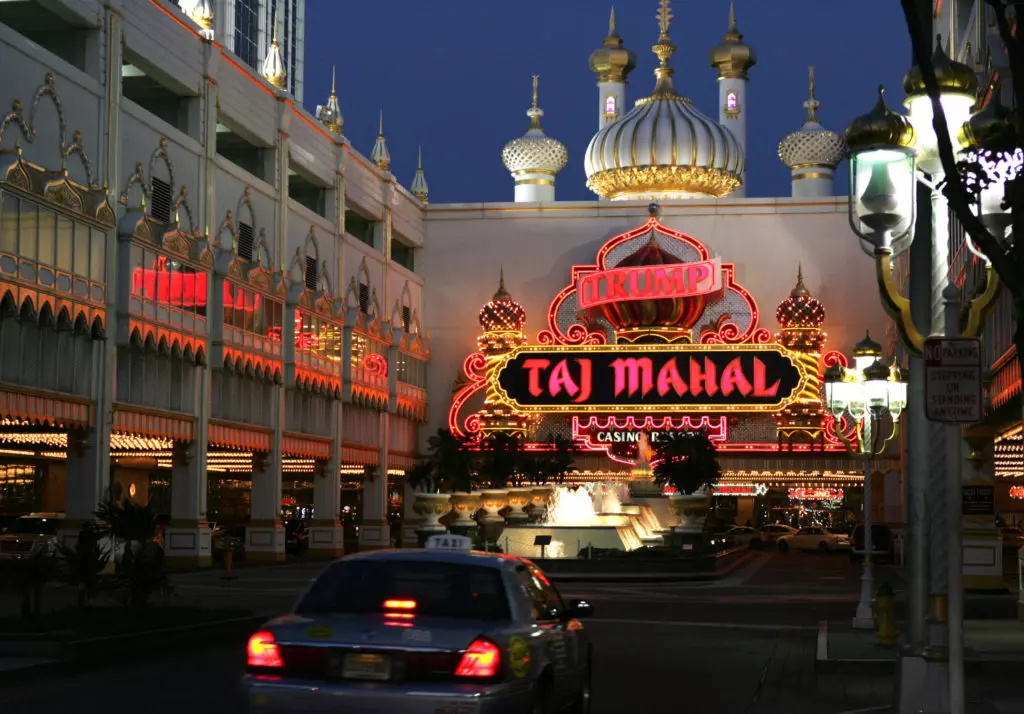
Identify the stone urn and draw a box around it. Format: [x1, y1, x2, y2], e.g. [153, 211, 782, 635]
[449, 492, 482, 530]
[477, 489, 509, 524]
[413, 492, 451, 536]
[669, 491, 713, 533]
[505, 487, 533, 523]
[529, 486, 553, 522]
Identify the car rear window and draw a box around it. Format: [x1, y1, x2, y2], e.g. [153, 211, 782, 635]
[296, 559, 511, 621]
[8, 518, 59, 535]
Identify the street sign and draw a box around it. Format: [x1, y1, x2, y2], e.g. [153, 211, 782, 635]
[962, 485, 995, 516]
[924, 337, 982, 423]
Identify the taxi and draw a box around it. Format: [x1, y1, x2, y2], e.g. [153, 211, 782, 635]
[241, 534, 594, 714]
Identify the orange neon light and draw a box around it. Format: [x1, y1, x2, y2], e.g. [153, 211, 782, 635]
[220, 52, 276, 98]
[383, 599, 417, 610]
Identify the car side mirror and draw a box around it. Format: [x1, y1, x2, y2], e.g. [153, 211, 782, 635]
[567, 599, 593, 619]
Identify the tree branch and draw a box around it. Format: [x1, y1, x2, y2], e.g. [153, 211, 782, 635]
[985, 0, 1024, 96]
[900, 0, 1022, 294]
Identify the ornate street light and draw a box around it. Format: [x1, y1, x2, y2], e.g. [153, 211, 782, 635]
[824, 344, 907, 630]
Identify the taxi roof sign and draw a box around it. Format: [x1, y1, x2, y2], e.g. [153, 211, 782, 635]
[425, 534, 473, 552]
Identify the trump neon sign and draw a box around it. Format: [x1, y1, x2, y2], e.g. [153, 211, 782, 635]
[576, 259, 723, 310]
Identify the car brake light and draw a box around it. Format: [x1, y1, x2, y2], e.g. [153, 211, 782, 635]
[384, 599, 417, 610]
[247, 630, 283, 668]
[455, 637, 501, 678]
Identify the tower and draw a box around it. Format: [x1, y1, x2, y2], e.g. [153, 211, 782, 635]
[501, 76, 569, 203]
[775, 266, 828, 447]
[778, 67, 846, 197]
[709, 2, 756, 197]
[588, 8, 637, 131]
[477, 270, 530, 437]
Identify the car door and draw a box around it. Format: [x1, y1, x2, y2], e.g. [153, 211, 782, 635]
[515, 565, 577, 709]
[793, 528, 815, 550]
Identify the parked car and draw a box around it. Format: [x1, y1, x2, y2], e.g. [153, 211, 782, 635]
[0, 512, 63, 560]
[777, 526, 851, 553]
[758, 523, 797, 546]
[1000, 526, 1024, 551]
[724, 526, 764, 550]
[850, 524, 894, 563]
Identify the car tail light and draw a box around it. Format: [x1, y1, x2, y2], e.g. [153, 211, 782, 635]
[247, 630, 283, 668]
[384, 599, 417, 610]
[455, 637, 501, 678]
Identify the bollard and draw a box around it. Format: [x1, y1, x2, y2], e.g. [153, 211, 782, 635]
[873, 582, 899, 645]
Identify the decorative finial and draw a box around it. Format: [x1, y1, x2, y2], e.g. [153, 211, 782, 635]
[410, 144, 428, 202]
[808, 66, 815, 100]
[651, 0, 677, 96]
[272, 8, 279, 43]
[261, 9, 287, 89]
[802, 65, 820, 122]
[331, 65, 336, 94]
[526, 75, 545, 131]
[371, 109, 390, 170]
[378, 108, 384, 135]
[790, 264, 809, 297]
[609, 6, 617, 34]
[728, 1, 736, 31]
[657, 0, 672, 40]
[648, 201, 661, 218]
[532, 74, 539, 110]
[316, 65, 343, 133]
[493, 266, 510, 299]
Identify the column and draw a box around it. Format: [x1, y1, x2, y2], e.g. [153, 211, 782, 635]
[309, 399, 344, 556]
[401, 477, 422, 547]
[597, 80, 625, 130]
[61, 427, 108, 548]
[165, 437, 212, 567]
[358, 412, 391, 549]
[248, 442, 285, 561]
[961, 429, 1004, 590]
[719, 76, 747, 197]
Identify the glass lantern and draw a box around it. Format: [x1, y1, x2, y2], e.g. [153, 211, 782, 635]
[849, 147, 917, 257]
[823, 365, 848, 416]
[846, 377, 868, 420]
[863, 361, 891, 411]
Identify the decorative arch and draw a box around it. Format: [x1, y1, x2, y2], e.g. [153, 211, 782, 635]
[148, 138, 175, 194]
[215, 210, 236, 251]
[120, 162, 150, 209]
[64, 130, 94, 188]
[253, 229, 272, 266]
[235, 187, 256, 231]
[319, 266, 333, 297]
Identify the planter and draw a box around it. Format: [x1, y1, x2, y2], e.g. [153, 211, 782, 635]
[506, 487, 533, 522]
[449, 492, 482, 529]
[670, 492, 713, 534]
[477, 489, 509, 523]
[413, 492, 452, 535]
[529, 486, 553, 521]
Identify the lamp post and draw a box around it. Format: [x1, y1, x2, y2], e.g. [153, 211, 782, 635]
[825, 338, 907, 629]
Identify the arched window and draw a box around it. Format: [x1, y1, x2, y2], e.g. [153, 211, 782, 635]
[726, 91, 738, 112]
[303, 231, 319, 291]
[605, 95, 616, 117]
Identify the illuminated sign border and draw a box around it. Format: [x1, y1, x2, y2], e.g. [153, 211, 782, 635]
[713, 483, 768, 497]
[576, 258, 723, 311]
[488, 343, 811, 415]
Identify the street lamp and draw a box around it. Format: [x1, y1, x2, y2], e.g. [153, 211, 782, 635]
[824, 339, 908, 629]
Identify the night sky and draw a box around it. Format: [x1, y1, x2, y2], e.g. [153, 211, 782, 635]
[302, 1, 911, 204]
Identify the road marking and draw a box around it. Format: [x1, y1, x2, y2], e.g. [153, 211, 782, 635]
[588, 617, 816, 631]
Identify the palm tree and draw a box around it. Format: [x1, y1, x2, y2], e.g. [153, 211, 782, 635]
[477, 432, 522, 489]
[423, 428, 479, 493]
[57, 521, 110, 609]
[94, 497, 169, 607]
[546, 433, 577, 484]
[652, 430, 722, 496]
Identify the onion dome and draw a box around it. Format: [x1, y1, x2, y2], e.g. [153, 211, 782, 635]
[589, 8, 637, 83]
[501, 76, 569, 179]
[853, 331, 882, 359]
[262, 12, 287, 89]
[863, 359, 891, 382]
[410, 146, 429, 203]
[845, 86, 916, 153]
[959, 82, 1019, 151]
[904, 34, 978, 102]
[479, 268, 527, 333]
[708, 2, 756, 80]
[315, 66, 343, 135]
[371, 110, 390, 171]
[778, 67, 846, 171]
[180, 0, 213, 34]
[776, 265, 825, 329]
[585, 0, 743, 200]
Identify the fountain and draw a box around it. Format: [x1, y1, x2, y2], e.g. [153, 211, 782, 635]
[497, 483, 670, 558]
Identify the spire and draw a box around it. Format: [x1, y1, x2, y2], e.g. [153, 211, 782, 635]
[527, 75, 545, 131]
[728, 1, 736, 31]
[651, 0, 677, 97]
[494, 266, 510, 299]
[315, 65, 344, 134]
[609, 7, 617, 36]
[262, 10, 287, 89]
[791, 264, 810, 297]
[709, 1, 756, 79]
[803, 66, 820, 122]
[410, 145, 429, 203]
[371, 109, 390, 171]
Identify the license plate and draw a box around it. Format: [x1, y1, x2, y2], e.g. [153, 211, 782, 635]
[338, 652, 392, 681]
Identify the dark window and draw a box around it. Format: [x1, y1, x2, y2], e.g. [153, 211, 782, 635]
[344, 210, 377, 248]
[295, 560, 511, 621]
[237, 223, 254, 261]
[358, 283, 370, 314]
[401, 306, 411, 332]
[391, 239, 415, 271]
[234, 0, 260, 69]
[304, 255, 317, 291]
[151, 177, 172, 224]
[515, 565, 563, 620]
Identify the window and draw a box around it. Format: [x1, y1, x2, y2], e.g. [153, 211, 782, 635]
[726, 92, 738, 112]
[151, 177, 172, 224]
[237, 223, 254, 261]
[402, 306, 411, 333]
[304, 255, 317, 291]
[345, 210, 377, 248]
[515, 565, 563, 620]
[233, 0, 260, 69]
[605, 95, 616, 116]
[1, 193, 17, 253]
[358, 283, 370, 314]
[295, 560, 511, 621]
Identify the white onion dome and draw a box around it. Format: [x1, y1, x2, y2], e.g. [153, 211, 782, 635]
[584, 0, 743, 200]
[262, 12, 286, 89]
[501, 76, 568, 179]
[410, 146, 429, 203]
[778, 67, 846, 170]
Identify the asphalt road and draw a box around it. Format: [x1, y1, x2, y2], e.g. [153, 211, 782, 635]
[0, 551, 1019, 714]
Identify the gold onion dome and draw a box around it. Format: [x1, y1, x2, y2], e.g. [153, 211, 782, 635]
[845, 86, 915, 153]
[863, 359, 891, 382]
[262, 11, 287, 89]
[315, 66, 343, 134]
[778, 67, 846, 170]
[584, 0, 743, 200]
[776, 265, 825, 329]
[589, 8, 637, 83]
[708, 2, 756, 79]
[479, 269, 527, 333]
[853, 331, 882, 358]
[501, 76, 569, 178]
[903, 34, 978, 101]
[959, 82, 1019, 151]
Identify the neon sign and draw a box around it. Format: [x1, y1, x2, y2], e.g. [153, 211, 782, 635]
[576, 259, 722, 311]
[789, 488, 844, 501]
[713, 483, 768, 497]
[1010, 486, 1024, 500]
[492, 344, 807, 413]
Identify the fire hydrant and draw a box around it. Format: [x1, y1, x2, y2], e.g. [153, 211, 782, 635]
[873, 582, 899, 645]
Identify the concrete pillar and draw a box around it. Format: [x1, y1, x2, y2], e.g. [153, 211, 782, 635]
[359, 413, 391, 549]
[309, 399, 344, 556]
[60, 427, 107, 547]
[401, 478, 422, 547]
[248, 445, 285, 561]
[165, 438, 212, 567]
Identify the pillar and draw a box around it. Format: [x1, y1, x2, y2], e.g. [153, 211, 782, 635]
[598, 80, 625, 130]
[402, 478, 422, 547]
[513, 174, 555, 203]
[719, 76, 748, 197]
[358, 413, 391, 549]
[165, 438, 212, 567]
[247, 445, 285, 561]
[61, 428, 108, 548]
[309, 400, 344, 557]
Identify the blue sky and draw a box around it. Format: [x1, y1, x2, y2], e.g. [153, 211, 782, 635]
[302, 0, 911, 203]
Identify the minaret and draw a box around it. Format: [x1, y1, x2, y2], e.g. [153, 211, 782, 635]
[410, 146, 429, 203]
[262, 10, 287, 90]
[775, 266, 828, 447]
[315, 66, 343, 135]
[588, 7, 637, 131]
[371, 110, 390, 171]
[477, 269, 530, 437]
[709, 2, 756, 197]
[500, 76, 568, 202]
[778, 67, 846, 197]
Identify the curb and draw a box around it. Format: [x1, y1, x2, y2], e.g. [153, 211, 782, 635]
[547, 549, 758, 583]
[0, 614, 267, 683]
